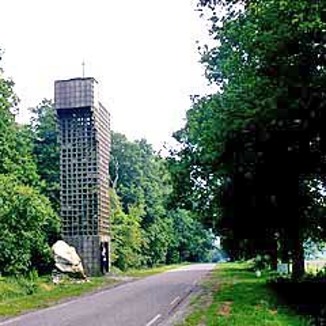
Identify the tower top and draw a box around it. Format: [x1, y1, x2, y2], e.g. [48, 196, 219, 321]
[54, 77, 99, 110]
[55, 77, 98, 84]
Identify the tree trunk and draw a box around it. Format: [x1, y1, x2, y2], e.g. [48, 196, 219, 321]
[291, 226, 305, 279]
[270, 239, 278, 271]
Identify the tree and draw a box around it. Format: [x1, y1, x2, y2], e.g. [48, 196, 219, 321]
[110, 132, 171, 226]
[174, 0, 326, 278]
[12, 125, 42, 188]
[110, 132, 174, 265]
[167, 209, 214, 263]
[0, 54, 41, 189]
[30, 99, 60, 212]
[142, 216, 174, 266]
[0, 53, 60, 275]
[0, 53, 18, 176]
[0, 174, 60, 275]
[110, 189, 144, 270]
[110, 132, 214, 268]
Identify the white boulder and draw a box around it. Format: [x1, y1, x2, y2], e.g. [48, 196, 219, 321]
[52, 240, 87, 278]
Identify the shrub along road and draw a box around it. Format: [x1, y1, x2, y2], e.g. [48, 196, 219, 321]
[0, 264, 215, 326]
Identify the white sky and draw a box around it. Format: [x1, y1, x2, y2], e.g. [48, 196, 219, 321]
[0, 0, 213, 150]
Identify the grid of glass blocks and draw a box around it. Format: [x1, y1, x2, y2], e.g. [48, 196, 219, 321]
[55, 77, 110, 275]
[55, 77, 110, 236]
[58, 108, 100, 237]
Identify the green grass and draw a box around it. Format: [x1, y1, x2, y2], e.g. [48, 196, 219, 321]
[0, 263, 187, 317]
[178, 262, 310, 326]
[0, 275, 118, 317]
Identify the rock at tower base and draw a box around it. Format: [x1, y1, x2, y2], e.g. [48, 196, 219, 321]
[52, 240, 87, 279]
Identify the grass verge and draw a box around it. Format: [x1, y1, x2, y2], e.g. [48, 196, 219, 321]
[0, 275, 119, 317]
[178, 262, 310, 326]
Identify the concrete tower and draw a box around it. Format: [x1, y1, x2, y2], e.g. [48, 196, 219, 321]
[55, 77, 110, 275]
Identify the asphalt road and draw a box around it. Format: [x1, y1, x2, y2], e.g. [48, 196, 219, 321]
[0, 264, 215, 326]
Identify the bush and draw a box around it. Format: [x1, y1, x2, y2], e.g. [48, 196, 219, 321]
[269, 274, 326, 322]
[0, 174, 60, 275]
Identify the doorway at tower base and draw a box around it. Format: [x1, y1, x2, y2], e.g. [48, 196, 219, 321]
[63, 235, 110, 276]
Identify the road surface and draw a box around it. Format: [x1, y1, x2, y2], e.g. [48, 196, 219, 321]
[0, 264, 215, 326]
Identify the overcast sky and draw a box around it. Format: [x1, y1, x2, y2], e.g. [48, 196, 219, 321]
[0, 0, 213, 150]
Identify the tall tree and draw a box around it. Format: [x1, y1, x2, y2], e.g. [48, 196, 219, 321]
[110, 189, 144, 270]
[0, 54, 60, 275]
[0, 53, 18, 176]
[110, 132, 214, 267]
[110, 132, 174, 265]
[175, 0, 326, 277]
[110, 132, 171, 226]
[167, 209, 214, 263]
[30, 99, 60, 212]
[0, 52, 41, 188]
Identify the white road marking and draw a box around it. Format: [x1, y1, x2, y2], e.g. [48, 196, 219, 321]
[146, 314, 161, 326]
[170, 296, 180, 306]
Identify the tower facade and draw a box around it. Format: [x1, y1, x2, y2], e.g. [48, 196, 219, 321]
[55, 78, 110, 275]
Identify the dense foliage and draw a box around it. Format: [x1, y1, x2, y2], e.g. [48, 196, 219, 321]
[110, 133, 171, 226]
[110, 132, 214, 270]
[172, 0, 326, 278]
[0, 175, 60, 275]
[0, 56, 60, 275]
[30, 99, 60, 213]
[110, 189, 144, 270]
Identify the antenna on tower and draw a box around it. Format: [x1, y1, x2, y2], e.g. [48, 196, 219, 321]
[82, 60, 85, 78]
